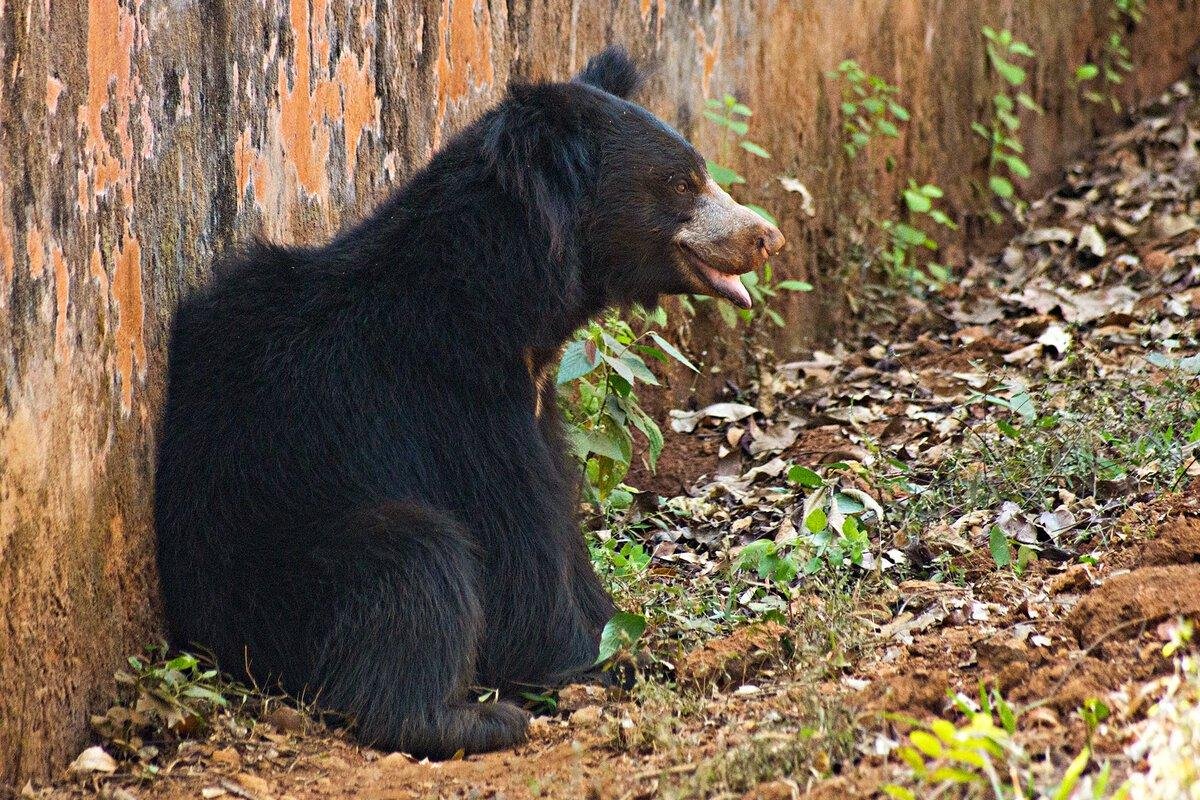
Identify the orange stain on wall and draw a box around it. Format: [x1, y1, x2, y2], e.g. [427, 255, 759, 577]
[640, 0, 666, 37]
[79, 0, 137, 212]
[26, 223, 46, 279]
[434, 0, 495, 146]
[695, 19, 723, 99]
[239, 0, 379, 214]
[277, 0, 332, 199]
[112, 230, 144, 414]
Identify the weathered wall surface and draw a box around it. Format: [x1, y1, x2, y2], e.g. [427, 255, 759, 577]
[0, 0, 1197, 785]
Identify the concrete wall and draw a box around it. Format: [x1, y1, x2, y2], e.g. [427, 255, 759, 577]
[1, 0, 1197, 784]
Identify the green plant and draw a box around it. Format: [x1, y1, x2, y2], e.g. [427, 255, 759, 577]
[884, 688, 1125, 799]
[878, 180, 960, 289]
[786, 462, 883, 578]
[91, 645, 248, 772]
[829, 59, 910, 162]
[702, 93, 812, 331]
[1076, 0, 1146, 112]
[892, 369, 1200, 565]
[974, 27, 1043, 223]
[828, 63, 957, 291]
[557, 311, 697, 508]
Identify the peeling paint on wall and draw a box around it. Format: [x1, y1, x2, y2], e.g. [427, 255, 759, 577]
[695, 14, 723, 100]
[234, 0, 380, 228]
[79, 0, 138, 212]
[434, 0, 495, 147]
[45, 74, 62, 115]
[26, 223, 45, 279]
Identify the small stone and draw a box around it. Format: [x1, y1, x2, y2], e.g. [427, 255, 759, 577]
[975, 636, 1029, 674]
[378, 751, 415, 769]
[68, 746, 117, 776]
[201, 789, 227, 799]
[569, 705, 602, 727]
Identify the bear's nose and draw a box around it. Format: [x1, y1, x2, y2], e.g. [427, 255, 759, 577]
[754, 222, 785, 264]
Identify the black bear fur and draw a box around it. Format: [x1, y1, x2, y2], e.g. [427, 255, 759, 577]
[155, 46, 780, 758]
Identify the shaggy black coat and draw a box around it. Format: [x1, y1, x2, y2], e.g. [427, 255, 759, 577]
[155, 47, 774, 758]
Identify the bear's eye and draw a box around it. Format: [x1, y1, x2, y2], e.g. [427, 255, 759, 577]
[674, 180, 690, 195]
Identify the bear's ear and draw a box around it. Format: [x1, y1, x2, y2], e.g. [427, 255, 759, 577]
[574, 45, 644, 99]
[484, 83, 595, 262]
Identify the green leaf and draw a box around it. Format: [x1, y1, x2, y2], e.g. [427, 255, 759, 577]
[787, 465, 824, 488]
[988, 525, 1012, 568]
[910, 730, 943, 758]
[628, 404, 665, 467]
[703, 109, 734, 129]
[706, 160, 745, 188]
[599, 351, 635, 384]
[740, 140, 771, 159]
[903, 188, 933, 213]
[726, 119, 749, 136]
[988, 175, 1015, 198]
[1016, 92, 1043, 113]
[731, 102, 753, 117]
[776, 280, 813, 292]
[805, 507, 828, 534]
[570, 421, 631, 463]
[557, 340, 600, 384]
[876, 119, 900, 138]
[1052, 749, 1091, 800]
[895, 223, 930, 246]
[165, 654, 199, 672]
[1009, 41, 1036, 58]
[993, 57, 1027, 86]
[618, 352, 659, 385]
[744, 204, 778, 226]
[182, 685, 229, 707]
[1003, 154, 1032, 179]
[594, 611, 647, 665]
[647, 331, 698, 373]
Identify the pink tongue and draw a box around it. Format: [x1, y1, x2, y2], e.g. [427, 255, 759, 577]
[701, 264, 752, 309]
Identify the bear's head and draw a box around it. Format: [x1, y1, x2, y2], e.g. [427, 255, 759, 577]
[484, 47, 784, 313]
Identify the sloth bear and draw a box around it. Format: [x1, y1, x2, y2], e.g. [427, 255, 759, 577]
[155, 47, 783, 758]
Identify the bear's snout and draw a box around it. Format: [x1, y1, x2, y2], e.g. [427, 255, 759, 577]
[674, 177, 786, 309]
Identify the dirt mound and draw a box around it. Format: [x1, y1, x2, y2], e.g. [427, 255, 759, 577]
[1068, 563, 1200, 645]
[1130, 514, 1200, 567]
[676, 622, 789, 689]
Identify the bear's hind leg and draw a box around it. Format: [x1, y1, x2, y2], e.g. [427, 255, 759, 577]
[305, 502, 528, 758]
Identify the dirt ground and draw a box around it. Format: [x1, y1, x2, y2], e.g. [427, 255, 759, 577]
[32, 66, 1200, 800]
